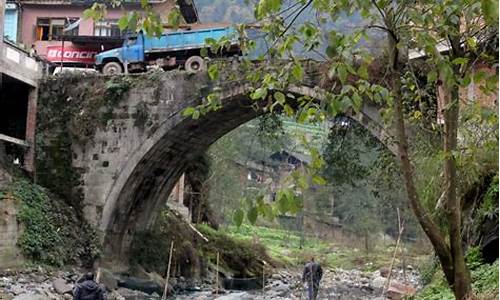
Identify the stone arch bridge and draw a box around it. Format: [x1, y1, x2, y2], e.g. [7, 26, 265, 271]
[35, 62, 393, 264]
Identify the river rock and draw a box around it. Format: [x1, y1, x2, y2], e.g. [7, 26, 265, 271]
[215, 292, 253, 300]
[267, 282, 290, 297]
[379, 267, 390, 278]
[11, 285, 26, 295]
[116, 287, 154, 300]
[52, 279, 72, 295]
[386, 281, 417, 299]
[13, 295, 50, 300]
[371, 275, 386, 289]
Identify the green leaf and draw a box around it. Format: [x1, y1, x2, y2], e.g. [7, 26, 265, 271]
[273, 91, 286, 104]
[481, 0, 499, 26]
[192, 110, 200, 120]
[200, 48, 208, 58]
[262, 203, 275, 221]
[167, 7, 181, 29]
[351, 93, 362, 112]
[233, 209, 244, 227]
[208, 64, 219, 80]
[250, 87, 267, 100]
[326, 46, 337, 58]
[118, 15, 129, 31]
[337, 64, 348, 84]
[182, 107, 196, 117]
[276, 190, 289, 214]
[357, 65, 369, 80]
[284, 104, 294, 117]
[291, 64, 304, 81]
[427, 70, 438, 83]
[328, 98, 341, 116]
[288, 195, 303, 214]
[247, 206, 258, 225]
[452, 57, 469, 66]
[297, 174, 309, 190]
[312, 174, 327, 185]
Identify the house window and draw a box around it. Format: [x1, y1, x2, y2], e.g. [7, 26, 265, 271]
[94, 20, 121, 37]
[36, 18, 79, 41]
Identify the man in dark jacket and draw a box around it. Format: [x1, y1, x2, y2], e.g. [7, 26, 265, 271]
[73, 273, 107, 300]
[302, 257, 323, 300]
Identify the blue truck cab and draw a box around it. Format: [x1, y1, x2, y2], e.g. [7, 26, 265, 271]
[95, 26, 240, 74]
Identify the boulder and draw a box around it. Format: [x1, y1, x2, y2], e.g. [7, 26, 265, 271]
[129, 265, 149, 280]
[147, 272, 165, 287]
[215, 292, 253, 300]
[52, 278, 73, 294]
[98, 268, 118, 291]
[116, 276, 163, 295]
[116, 287, 153, 300]
[386, 281, 416, 300]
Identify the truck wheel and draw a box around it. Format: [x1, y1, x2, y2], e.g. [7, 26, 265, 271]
[185, 56, 206, 73]
[103, 62, 123, 75]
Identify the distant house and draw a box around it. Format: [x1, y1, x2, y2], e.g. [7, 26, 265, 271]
[231, 150, 311, 194]
[3, 0, 198, 66]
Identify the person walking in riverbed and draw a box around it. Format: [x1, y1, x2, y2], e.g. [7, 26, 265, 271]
[302, 257, 323, 300]
[73, 272, 107, 300]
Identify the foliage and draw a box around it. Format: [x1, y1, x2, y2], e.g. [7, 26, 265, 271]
[130, 209, 273, 278]
[418, 256, 440, 286]
[415, 276, 456, 300]
[105, 76, 131, 105]
[465, 246, 484, 270]
[471, 260, 499, 296]
[477, 174, 499, 222]
[5, 180, 100, 267]
[415, 260, 499, 299]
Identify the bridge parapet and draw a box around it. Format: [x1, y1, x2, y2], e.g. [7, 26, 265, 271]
[1, 40, 44, 87]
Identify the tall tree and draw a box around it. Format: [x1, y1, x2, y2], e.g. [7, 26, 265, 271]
[85, 0, 498, 297]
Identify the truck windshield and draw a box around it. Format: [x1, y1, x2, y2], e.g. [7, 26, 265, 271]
[127, 36, 137, 46]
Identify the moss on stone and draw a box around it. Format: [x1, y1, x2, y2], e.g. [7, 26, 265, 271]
[2, 179, 101, 267]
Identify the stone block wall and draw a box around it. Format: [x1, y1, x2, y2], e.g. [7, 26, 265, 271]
[0, 192, 24, 268]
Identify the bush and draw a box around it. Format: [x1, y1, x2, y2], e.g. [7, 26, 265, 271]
[466, 246, 484, 270]
[472, 260, 499, 295]
[6, 180, 100, 267]
[415, 260, 499, 299]
[417, 256, 439, 286]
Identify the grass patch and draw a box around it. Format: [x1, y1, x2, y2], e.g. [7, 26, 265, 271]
[221, 224, 418, 272]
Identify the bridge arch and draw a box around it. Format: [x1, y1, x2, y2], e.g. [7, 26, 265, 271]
[34, 68, 395, 266]
[93, 72, 394, 261]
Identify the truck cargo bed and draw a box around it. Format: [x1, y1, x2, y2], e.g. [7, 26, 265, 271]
[144, 27, 237, 53]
